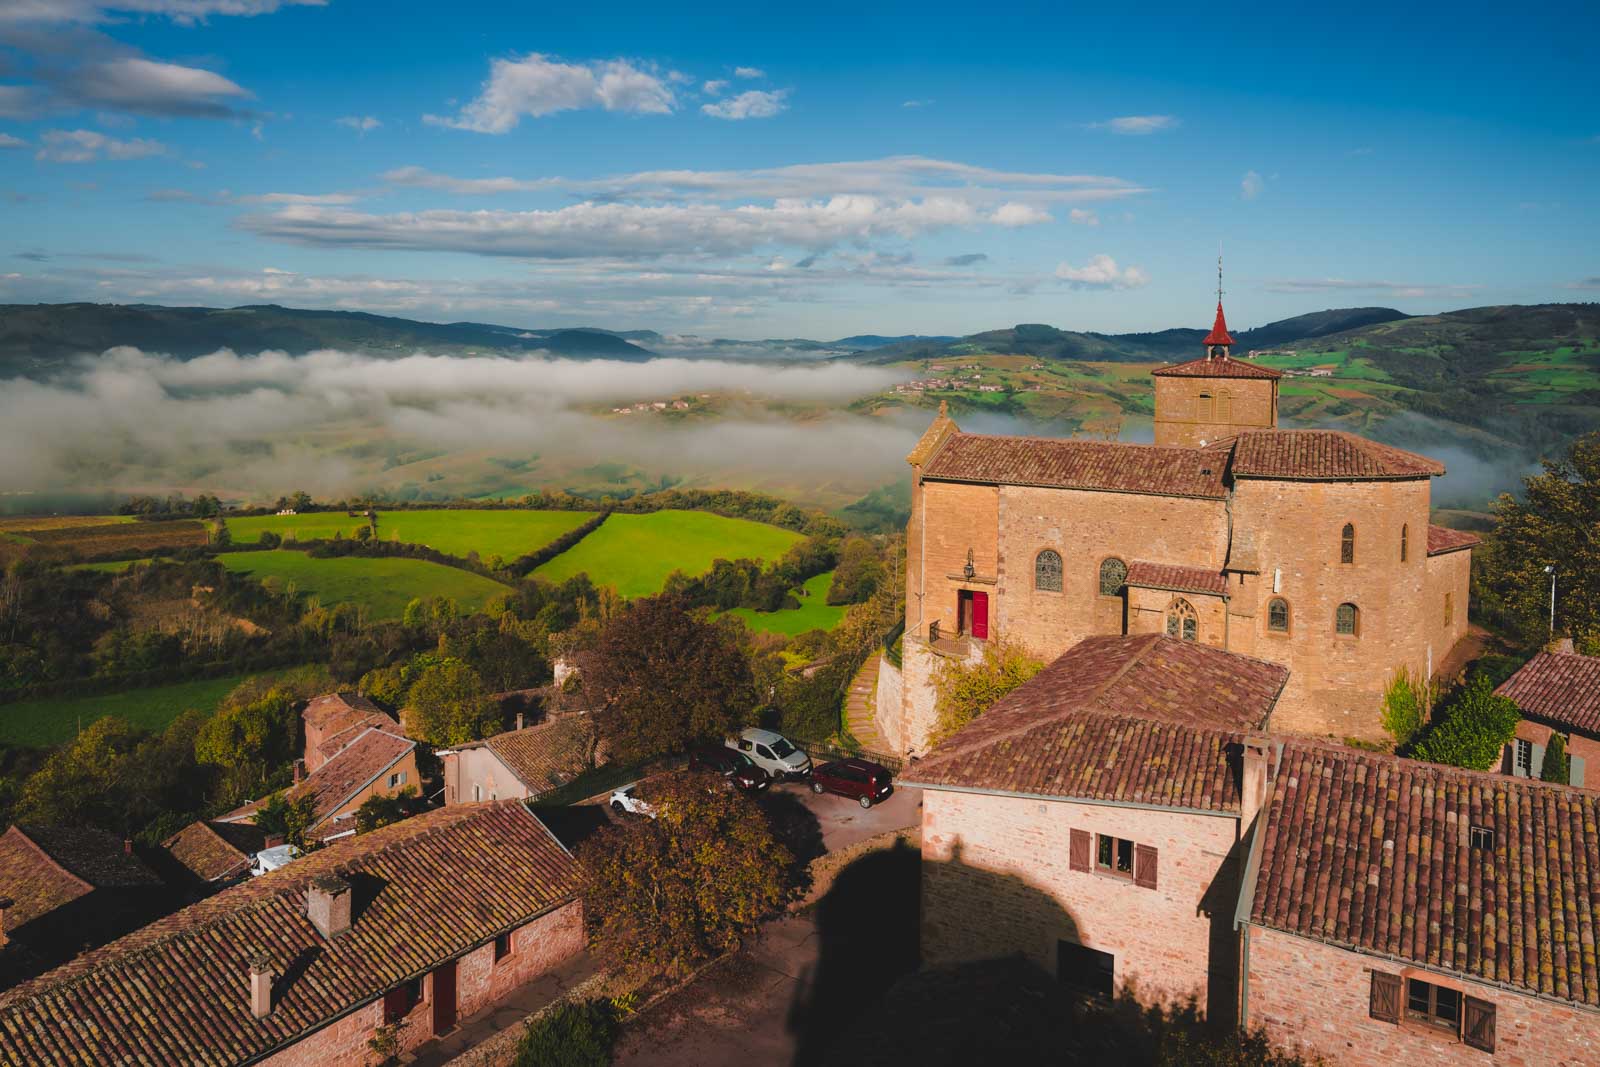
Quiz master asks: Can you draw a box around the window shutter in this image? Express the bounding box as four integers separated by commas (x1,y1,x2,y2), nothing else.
1069,829,1091,872
1134,844,1158,890
1463,995,1496,1052
383,986,409,1024
1570,754,1586,788
1531,743,1546,779
1369,971,1401,1024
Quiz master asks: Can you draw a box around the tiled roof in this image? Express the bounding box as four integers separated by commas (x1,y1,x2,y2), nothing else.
483,716,603,797
315,712,404,763
1151,355,1279,379
302,691,385,733
921,433,1228,499
1245,741,1600,1008
160,821,262,884
906,403,959,466
1229,430,1444,480
1125,561,1230,598
221,728,415,835
904,635,1288,811
3,827,161,894
0,803,580,1066
1497,651,1600,735
1426,523,1482,556
1202,301,1236,347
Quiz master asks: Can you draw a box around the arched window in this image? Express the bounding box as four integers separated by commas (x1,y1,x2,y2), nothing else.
1336,602,1359,636
1340,523,1356,564
1035,549,1063,592
1267,598,1290,633
1400,523,1409,563
1098,557,1127,597
1166,598,1198,642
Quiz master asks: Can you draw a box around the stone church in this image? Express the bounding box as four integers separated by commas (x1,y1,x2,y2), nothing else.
878,296,1479,752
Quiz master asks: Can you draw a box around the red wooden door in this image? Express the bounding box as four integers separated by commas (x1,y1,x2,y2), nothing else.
971,591,989,639
432,960,457,1035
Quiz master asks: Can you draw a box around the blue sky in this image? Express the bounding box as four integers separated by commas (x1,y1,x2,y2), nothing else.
1,0,1595,338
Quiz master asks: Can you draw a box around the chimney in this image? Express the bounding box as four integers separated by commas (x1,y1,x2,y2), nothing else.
515,711,525,731
264,833,286,850
249,953,275,1018
306,873,352,939
123,839,134,856
1241,735,1273,828
1548,636,1575,655
0,896,13,949
293,759,305,785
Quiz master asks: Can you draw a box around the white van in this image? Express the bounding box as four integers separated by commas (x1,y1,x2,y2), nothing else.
727,727,812,781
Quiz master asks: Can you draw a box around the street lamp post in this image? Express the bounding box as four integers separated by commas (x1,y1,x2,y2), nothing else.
1544,565,1557,638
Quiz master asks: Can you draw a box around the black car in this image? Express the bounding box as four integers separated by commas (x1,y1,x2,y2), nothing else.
688,745,771,792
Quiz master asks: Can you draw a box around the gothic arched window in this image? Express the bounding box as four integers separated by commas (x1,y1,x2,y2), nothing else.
1340,523,1356,564
1035,550,1063,592
1336,602,1360,636
1166,598,1198,642
1267,598,1290,633
1098,557,1127,597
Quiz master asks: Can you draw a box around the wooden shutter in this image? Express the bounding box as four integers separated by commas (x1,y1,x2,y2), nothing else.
1463,996,1496,1052
382,986,409,1024
1570,754,1586,788
1134,844,1158,889
1069,829,1091,872
1368,971,1401,1024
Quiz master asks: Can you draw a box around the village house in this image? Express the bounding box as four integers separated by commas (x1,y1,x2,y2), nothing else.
159,818,268,888
902,634,1288,1019
442,713,603,805
301,691,395,773
0,825,173,991
879,293,1478,753
0,803,584,1066
1494,639,1597,787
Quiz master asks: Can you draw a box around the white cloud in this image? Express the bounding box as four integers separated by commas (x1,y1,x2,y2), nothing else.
381,165,555,195
902,99,933,108
990,202,1052,227
426,53,675,133
1263,277,1479,298
0,0,323,22
702,79,728,96
0,133,25,148
1068,208,1098,226
1093,114,1178,135
0,85,46,118
1241,170,1264,199
69,57,253,117
237,191,358,205
701,88,789,120
733,66,765,79
36,128,166,162
335,115,380,133
1054,254,1148,290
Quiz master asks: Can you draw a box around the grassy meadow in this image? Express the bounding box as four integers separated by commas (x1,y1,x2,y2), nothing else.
226,508,595,560
723,571,847,635
533,510,804,598
219,550,512,619
0,673,249,748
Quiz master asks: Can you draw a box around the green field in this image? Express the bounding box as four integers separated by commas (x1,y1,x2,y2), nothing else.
724,571,848,635
226,509,595,560
0,674,250,748
219,551,512,619
534,510,804,598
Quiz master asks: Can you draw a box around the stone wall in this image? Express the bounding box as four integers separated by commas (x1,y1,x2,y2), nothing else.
1153,375,1278,448
1244,923,1600,1066
873,653,904,754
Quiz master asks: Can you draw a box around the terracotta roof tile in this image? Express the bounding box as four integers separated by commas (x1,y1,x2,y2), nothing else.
160,821,263,884
221,728,415,835
1229,430,1444,480
1497,651,1600,735
316,712,405,763
482,716,604,798
921,433,1228,499
1151,354,1279,379
302,691,386,733
1426,523,1482,556
1125,561,1229,598
904,635,1288,810
0,803,579,1066
1246,742,1600,1007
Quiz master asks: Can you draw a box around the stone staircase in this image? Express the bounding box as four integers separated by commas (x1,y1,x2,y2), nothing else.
843,653,887,751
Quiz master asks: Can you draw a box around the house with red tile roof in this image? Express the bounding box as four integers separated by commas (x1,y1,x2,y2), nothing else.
884,289,1479,752
442,713,604,806
158,819,268,887
301,691,400,772
1495,640,1599,788
0,802,584,1066
0,825,174,992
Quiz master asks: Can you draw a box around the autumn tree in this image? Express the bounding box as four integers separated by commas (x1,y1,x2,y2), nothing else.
1478,431,1600,650
578,771,791,975
586,596,756,762
930,638,1044,745
404,658,500,745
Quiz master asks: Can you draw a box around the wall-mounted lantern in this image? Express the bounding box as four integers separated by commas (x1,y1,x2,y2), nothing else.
963,549,976,581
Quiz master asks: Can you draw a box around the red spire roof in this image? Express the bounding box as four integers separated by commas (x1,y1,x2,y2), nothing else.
1202,301,1234,347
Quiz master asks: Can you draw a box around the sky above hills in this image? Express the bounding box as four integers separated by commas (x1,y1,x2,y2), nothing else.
0,0,1595,338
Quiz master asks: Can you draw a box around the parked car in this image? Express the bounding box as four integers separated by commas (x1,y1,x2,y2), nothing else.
727,727,812,781
609,783,658,818
810,758,894,808
688,745,771,792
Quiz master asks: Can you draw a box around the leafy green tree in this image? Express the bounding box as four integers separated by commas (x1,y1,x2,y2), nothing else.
1479,431,1600,650
213,519,232,548
511,1000,618,1067
1541,731,1571,783
404,658,499,745
257,530,282,548
1380,667,1429,748
827,536,886,606
578,771,791,975
356,786,417,834
587,596,756,762
254,790,321,850
194,688,298,771
1410,673,1521,771
289,490,314,512
930,638,1044,745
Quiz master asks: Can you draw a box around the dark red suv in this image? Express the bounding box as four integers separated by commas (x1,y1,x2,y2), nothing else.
688,745,770,792
810,758,893,808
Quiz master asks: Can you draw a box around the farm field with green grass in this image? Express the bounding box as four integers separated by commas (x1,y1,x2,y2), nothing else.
722,571,847,635
533,510,804,598
219,550,511,619
0,673,251,748
226,508,596,560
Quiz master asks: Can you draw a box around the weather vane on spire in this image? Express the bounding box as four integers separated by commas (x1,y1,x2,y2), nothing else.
1217,253,1224,305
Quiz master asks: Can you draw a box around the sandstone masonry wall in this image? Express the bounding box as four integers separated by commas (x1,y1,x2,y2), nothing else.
1153,376,1277,448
